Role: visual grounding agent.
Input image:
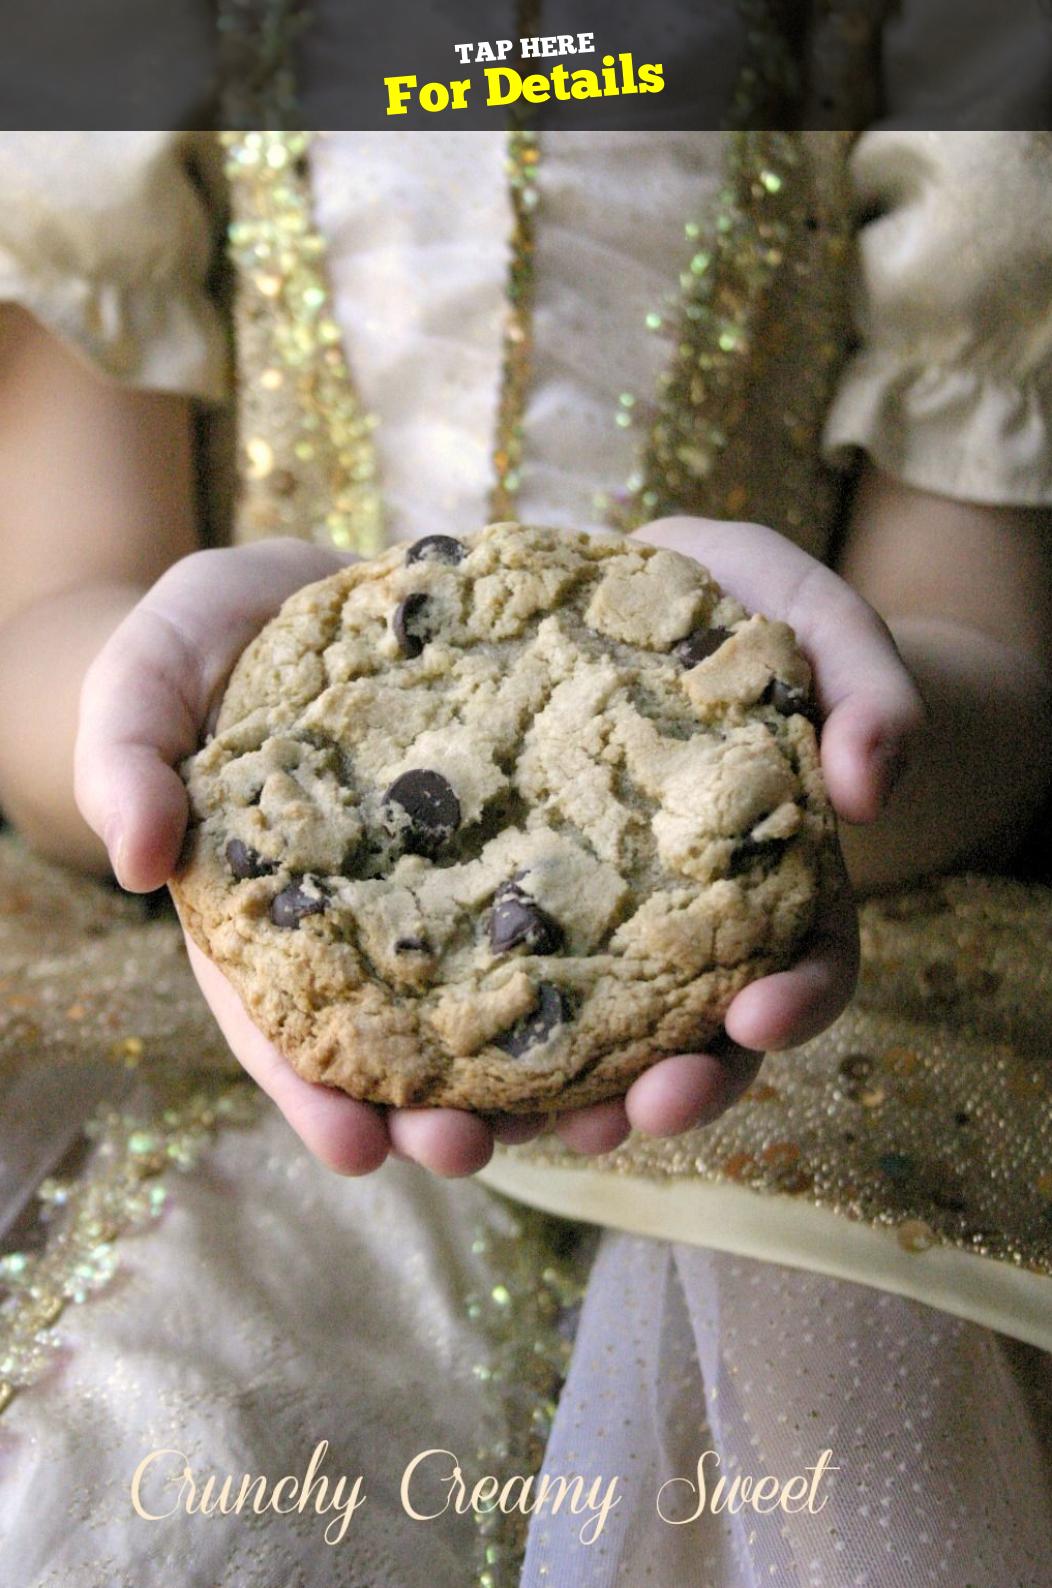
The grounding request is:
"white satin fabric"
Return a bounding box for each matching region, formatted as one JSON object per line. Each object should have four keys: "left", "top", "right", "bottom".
{"left": 0, "top": 1102, "right": 536, "bottom": 1587}
{"left": 308, "top": 129, "right": 726, "bottom": 542}
{"left": 822, "top": 131, "right": 1052, "bottom": 504}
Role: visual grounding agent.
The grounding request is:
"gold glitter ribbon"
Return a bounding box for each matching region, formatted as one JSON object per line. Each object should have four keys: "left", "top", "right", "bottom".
{"left": 0, "top": 835, "right": 265, "bottom": 1414}
{"left": 221, "top": 129, "right": 386, "bottom": 555}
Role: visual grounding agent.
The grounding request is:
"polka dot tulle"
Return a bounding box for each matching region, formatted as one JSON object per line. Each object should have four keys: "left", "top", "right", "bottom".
{"left": 522, "top": 1235, "right": 1052, "bottom": 1586}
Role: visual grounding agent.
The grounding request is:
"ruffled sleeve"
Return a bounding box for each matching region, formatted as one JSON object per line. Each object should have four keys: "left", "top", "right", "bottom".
{"left": 822, "top": 132, "right": 1052, "bottom": 506}
{"left": 0, "top": 131, "right": 229, "bottom": 402}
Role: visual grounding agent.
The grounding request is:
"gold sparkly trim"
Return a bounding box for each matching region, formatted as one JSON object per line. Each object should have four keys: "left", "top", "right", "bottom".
{"left": 464, "top": 1201, "right": 587, "bottom": 1588}
{"left": 0, "top": 1076, "right": 264, "bottom": 1416}
{"left": 487, "top": 125, "right": 540, "bottom": 526}
{"left": 608, "top": 130, "right": 855, "bottom": 541}
{"left": 612, "top": 131, "right": 802, "bottom": 529}
{"left": 220, "top": 130, "right": 386, "bottom": 555}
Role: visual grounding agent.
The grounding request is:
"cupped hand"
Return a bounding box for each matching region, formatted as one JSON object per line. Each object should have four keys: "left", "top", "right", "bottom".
{"left": 562, "top": 514, "right": 928, "bottom": 1157}
{"left": 73, "top": 523, "right": 925, "bottom": 1179}
{"left": 74, "top": 540, "right": 499, "bottom": 1177}
{"left": 73, "top": 539, "right": 556, "bottom": 1178}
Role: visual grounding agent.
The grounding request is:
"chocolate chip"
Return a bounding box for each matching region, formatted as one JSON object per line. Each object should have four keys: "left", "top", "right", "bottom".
{"left": 488, "top": 881, "right": 564, "bottom": 955}
{"left": 494, "top": 983, "right": 571, "bottom": 1058}
{"left": 764, "top": 679, "right": 819, "bottom": 724}
{"left": 269, "top": 881, "right": 327, "bottom": 929}
{"left": 394, "top": 935, "right": 429, "bottom": 954}
{"left": 392, "top": 592, "right": 433, "bottom": 658}
{"left": 381, "top": 769, "right": 461, "bottom": 858}
{"left": 226, "top": 839, "right": 277, "bottom": 880}
{"left": 728, "top": 835, "right": 787, "bottom": 877}
{"left": 405, "top": 535, "right": 466, "bottom": 566}
{"left": 673, "top": 626, "right": 731, "bottom": 667}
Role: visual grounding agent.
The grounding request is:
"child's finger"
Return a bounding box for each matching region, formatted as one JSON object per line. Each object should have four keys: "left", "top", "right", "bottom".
{"left": 75, "top": 621, "right": 197, "bottom": 891}
{"left": 185, "top": 938, "right": 390, "bottom": 1176}
{"left": 722, "top": 851, "right": 859, "bottom": 1052}
{"left": 623, "top": 1045, "right": 764, "bottom": 1136}
{"left": 386, "top": 1109, "right": 495, "bottom": 1177}
{"left": 191, "top": 936, "right": 496, "bottom": 1179}
{"left": 553, "top": 1099, "right": 632, "bottom": 1155}
{"left": 636, "top": 518, "right": 929, "bottom": 823}
{"left": 485, "top": 1112, "right": 549, "bottom": 1145}
{"left": 82, "top": 745, "right": 189, "bottom": 893}
{"left": 818, "top": 687, "right": 926, "bottom": 825}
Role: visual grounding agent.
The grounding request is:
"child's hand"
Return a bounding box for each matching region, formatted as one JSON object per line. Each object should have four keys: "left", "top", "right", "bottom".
{"left": 73, "top": 539, "right": 569, "bottom": 1177}
{"left": 74, "top": 524, "right": 925, "bottom": 1180}
{"left": 73, "top": 540, "right": 470, "bottom": 1177}
{"left": 563, "top": 515, "right": 926, "bottom": 1157}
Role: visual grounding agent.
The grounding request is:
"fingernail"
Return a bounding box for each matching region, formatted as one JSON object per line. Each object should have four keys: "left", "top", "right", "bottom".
{"left": 104, "top": 820, "right": 127, "bottom": 887}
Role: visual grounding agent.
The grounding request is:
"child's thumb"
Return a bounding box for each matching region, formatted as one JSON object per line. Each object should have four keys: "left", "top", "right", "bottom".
{"left": 74, "top": 629, "right": 194, "bottom": 893}
{"left": 78, "top": 742, "right": 188, "bottom": 893}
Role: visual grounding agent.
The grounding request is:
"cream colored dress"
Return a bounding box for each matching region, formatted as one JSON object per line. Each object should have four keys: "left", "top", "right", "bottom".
{"left": 0, "top": 127, "right": 1051, "bottom": 1588}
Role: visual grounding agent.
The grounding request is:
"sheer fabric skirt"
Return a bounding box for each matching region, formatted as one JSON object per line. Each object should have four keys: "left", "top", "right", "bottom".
{"left": 523, "top": 1228, "right": 1052, "bottom": 1587}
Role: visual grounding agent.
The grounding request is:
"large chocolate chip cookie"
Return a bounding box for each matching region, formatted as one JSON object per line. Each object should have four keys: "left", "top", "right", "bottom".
{"left": 170, "top": 522, "right": 836, "bottom": 1111}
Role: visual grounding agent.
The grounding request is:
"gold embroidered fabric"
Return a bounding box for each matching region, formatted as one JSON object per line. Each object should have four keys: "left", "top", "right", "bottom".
{"left": 485, "top": 874, "right": 1052, "bottom": 1330}
{"left": 221, "top": 129, "right": 385, "bottom": 555}
{"left": 611, "top": 130, "right": 855, "bottom": 543}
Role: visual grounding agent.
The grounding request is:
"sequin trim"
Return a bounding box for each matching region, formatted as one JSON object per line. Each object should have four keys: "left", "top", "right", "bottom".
{"left": 220, "top": 129, "right": 385, "bottom": 555}
{"left": 0, "top": 1076, "right": 264, "bottom": 1415}
{"left": 486, "top": 1, "right": 542, "bottom": 525}
{"left": 614, "top": 132, "right": 803, "bottom": 529}
{"left": 464, "top": 1202, "right": 587, "bottom": 1587}
{"left": 607, "top": 130, "right": 855, "bottom": 539}
{"left": 488, "top": 125, "right": 540, "bottom": 525}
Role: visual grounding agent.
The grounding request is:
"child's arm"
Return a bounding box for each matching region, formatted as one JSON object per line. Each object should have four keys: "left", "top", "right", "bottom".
{"left": 0, "top": 303, "right": 199, "bottom": 871}
{"left": 812, "top": 132, "right": 1052, "bottom": 890}
{"left": 834, "top": 464, "right": 1052, "bottom": 891}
